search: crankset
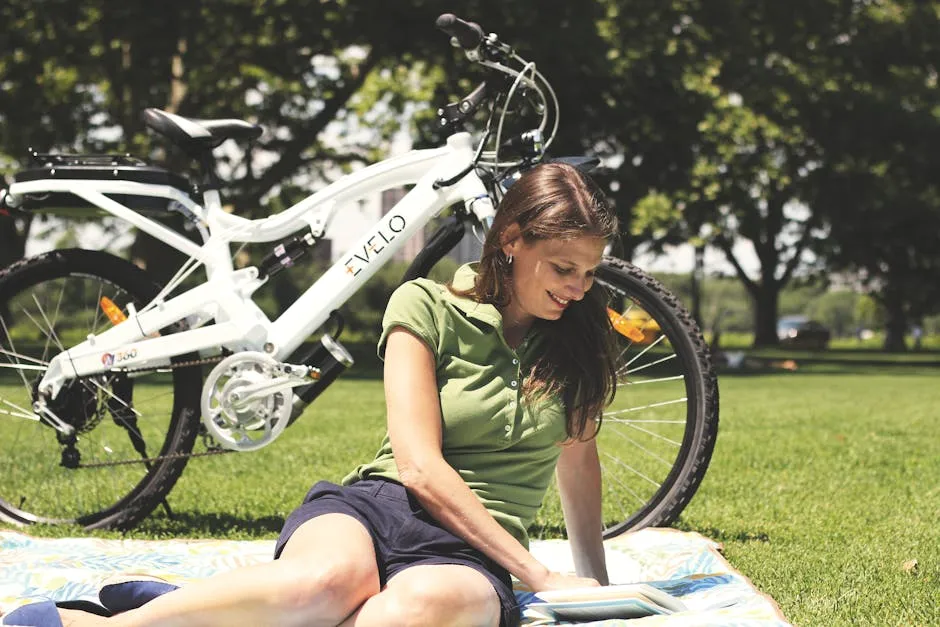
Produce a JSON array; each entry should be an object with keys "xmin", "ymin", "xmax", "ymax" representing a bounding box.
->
[{"xmin": 200, "ymin": 351, "xmax": 320, "ymax": 452}]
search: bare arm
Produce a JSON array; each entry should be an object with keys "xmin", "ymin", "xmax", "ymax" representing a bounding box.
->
[
  {"xmin": 556, "ymin": 437, "xmax": 609, "ymax": 585},
  {"xmin": 383, "ymin": 327, "xmax": 599, "ymax": 591}
]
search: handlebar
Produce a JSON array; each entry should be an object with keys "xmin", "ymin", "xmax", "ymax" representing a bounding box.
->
[
  {"xmin": 431, "ymin": 12, "xmax": 560, "ymax": 176},
  {"xmin": 435, "ymin": 13, "xmax": 484, "ymax": 50}
]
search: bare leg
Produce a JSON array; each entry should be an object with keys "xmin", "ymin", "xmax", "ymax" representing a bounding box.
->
[
  {"xmin": 340, "ymin": 564, "xmax": 502, "ymax": 627},
  {"xmin": 58, "ymin": 609, "xmax": 110, "ymax": 627},
  {"xmin": 65, "ymin": 513, "xmax": 381, "ymax": 627}
]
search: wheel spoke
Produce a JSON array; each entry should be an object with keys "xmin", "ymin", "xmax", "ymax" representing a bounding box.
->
[
  {"xmin": 1, "ymin": 399, "xmax": 38, "ymax": 421},
  {"xmin": 86, "ymin": 377, "xmax": 142, "ymax": 418},
  {"xmin": 92, "ymin": 282, "xmax": 106, "ymax": 336},
  {"xmin": 600, "ymin": 453, "xmax": 658, "ymax": 497},
  {"xmin": 604, "ymin": 397, "xmax": 688, "ymax": 417},
  {"xmin": 31, "ymin": 293, "xmax": 68, "ymax": 354},
  {"xmin": 0, "ymin": 251, "xmax": 202, "ymax": 529},
  {"xmin": 0, "ymin": 349, "xmax": 48, "ymax": 366},
  {"xmin": 21, "ymin": 307, "xmax": 66, "ymax": 354},
  {"xmin": 0, "ymin": 314, "xmax": 34, "ymax": 391},
  {"xmin": 624, "ymin": 333, "xmax": 667, "ymax": 368},
  {"xmin": 606, "ymin": 427, "xmax": 676, "ymax": 469},
  {"xmin": 620, "ymin": 352, "xmax": 677, "ymax": 377},
  {"xmin": 619, "ymin": 374, "xmax": 684, "ymax": 387},
  {"xmin": 42, "ymin": 281, "xmax": 68, "ymax": 363}
]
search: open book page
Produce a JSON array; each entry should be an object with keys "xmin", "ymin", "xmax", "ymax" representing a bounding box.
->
[{"xmin": 527, "ymin": 583, "xmax": 687, "ymax": 621}]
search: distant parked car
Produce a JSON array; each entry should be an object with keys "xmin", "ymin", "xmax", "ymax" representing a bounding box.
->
[{"xmin": 777, "ymin": 316, "xmax": 831, "ymax": 349}]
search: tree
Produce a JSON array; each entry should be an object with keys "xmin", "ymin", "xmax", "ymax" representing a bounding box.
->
[
  {"xmin": 594, "ymin": 0, "xmax": 839, "ymax": 346},
  {"xmin": 0, "ymin": 1, "xmax": 462, "ymax": 278},
  {"xmin": 1, "ymin": 1, "xmax": 619, "ymax": 282},
  {"xmin": 674, "ymin": 0, "xmax": 870, "ymax": 347},
  {"xmin": 803, "ymin": 0, "xmax": 940, "ymax": 351},
  {"xmin": 604, "ymin": 0, "xmax": 938, "ymax": 349}
]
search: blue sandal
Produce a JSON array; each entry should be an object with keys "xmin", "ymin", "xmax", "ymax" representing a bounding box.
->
[
  {"xmin": 98, "ymin": 579, "xmax": 180, "ymax": 614},
  {"xmin": 2, "ymin": 600, "xmax": 64, "ymax": 627},
  {"xmin": 3, "ymin": 598, "xmax": 111, "ymax": 626}
]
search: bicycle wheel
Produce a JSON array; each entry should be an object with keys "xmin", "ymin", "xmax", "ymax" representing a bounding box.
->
[
  {"xmin": 530, "ymin": 256, "xmax": 719, "ymax": 539},
  {"xmin": 0, "ymin": 248, "xmax": 203, "ymax": 530}
]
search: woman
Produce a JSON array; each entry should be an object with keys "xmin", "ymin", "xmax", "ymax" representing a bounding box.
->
[{"xmin": 13, "ymin": 162, "xmax": 619, "ymax": 627}]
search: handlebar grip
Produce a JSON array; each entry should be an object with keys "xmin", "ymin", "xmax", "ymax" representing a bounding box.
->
[{"xmin": 435, "ymin": 13, "xmax": 484, "ymax": 50}]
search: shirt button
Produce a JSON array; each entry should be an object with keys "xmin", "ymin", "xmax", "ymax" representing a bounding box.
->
[
  {"xmin": 504, "ymin": 425, "xmax": 512, "ymax": 432},
  {"xmin": 510, "ymin": 380, "xmax": 518, "ymax": 388},
  {"xmin": 512, "ymin": 358, "xmax": 519, "ymax": 365}
]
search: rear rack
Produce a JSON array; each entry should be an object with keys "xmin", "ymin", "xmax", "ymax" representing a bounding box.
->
[
  {"xmin": 27, "ymin": 149, "xmax": 150, "ymax": 168},
  {"xmin": 11, "ymin": 149, "xmax": 195, "ymax": 217}
]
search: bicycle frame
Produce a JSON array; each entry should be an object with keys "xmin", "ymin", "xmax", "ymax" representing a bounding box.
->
[{"xmin": 6, "ymin": 132, "xmax": 493, "ymax": 399}]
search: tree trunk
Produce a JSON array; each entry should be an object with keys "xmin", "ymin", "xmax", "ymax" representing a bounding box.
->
[
  {"xmin": 752, "ymin": 283, "xmax": 780, "ymax": 347},
  {"xmin": 0, "ymin": 216, "xmax": 32, "ymax": 269},
  {"xmin": 882, "ymin": 297, "xmax": 908, "ymax": 352},
  {"xmin": 128, "ymin": 220, "xmax": 189, "ymax": 287},
  {"xmin": 690, "ymin": 244, "xmax": 704, "ymax": 328}
]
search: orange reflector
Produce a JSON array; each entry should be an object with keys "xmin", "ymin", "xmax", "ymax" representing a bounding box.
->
[
  {"xmin": 607, "ymin": 307, "xmax": 646, "ymax": 342},
  {"xmin": 100, "ymin": 297, "xmax": 127, "ymax": 325}
]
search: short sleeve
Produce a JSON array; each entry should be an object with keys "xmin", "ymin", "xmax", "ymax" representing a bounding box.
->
[{"xmin": 377, "ymin": 280, "xmax": 442, "ymax": 362}]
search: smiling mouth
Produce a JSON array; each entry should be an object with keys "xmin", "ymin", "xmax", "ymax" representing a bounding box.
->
[{"xmin": 548, "ymin": 291, "xmax": 570, "ymax": 306}]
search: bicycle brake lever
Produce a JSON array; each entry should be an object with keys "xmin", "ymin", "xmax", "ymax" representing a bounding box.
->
[{"xmin": 437, "ymin": 81, "xmax": 490, "ymax": 128}]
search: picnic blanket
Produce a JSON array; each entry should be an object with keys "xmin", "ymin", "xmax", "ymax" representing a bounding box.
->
[{"xmin": 0, "ymin": 528, "xmax": 790, "ymax": 625}]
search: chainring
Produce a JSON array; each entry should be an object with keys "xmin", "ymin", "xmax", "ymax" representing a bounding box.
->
[{"xmin": 200, "ymin": 351, "xmax": 291, "ymax": 452}]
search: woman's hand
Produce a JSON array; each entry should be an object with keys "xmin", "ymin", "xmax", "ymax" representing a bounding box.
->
[{"xmin": 533, "ymin": 571, "xmax": 602, "ymax": 592}]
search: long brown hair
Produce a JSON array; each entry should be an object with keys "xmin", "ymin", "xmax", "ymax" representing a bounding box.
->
[{"xmin": 454, "ymin": 162, "xmax": 619, "ymax": 440}]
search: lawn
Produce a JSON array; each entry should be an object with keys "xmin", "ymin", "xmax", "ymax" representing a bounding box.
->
[{"xmin": 2, "ymin": 357, "xmax": 938, "ymax": 625}]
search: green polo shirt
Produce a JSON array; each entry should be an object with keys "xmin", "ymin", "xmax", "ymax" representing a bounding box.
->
[{"xmin": 343, "ymin": 264, "xmax": 568, "ymax": 548}]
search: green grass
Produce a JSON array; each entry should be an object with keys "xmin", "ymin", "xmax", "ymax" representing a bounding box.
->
[
  {"xmin": 678, "ymin": 370, "xmax": 939, "ymax": 625},
  {"xmin": 2, "ymin": 359, "xmax": 939, "ymax": 625},
  {"xmin": 714, "ymin": 330, "xmax": 940, "ymax": 352}
]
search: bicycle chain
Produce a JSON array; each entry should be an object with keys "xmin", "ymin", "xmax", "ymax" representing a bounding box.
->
[
  {"xmin": 73, "ymin": 354, "xmax": 232, "ymax": 468},
  {"xmin": 78, "ymin": 446, "xmax": 232, "ymax": 468},
  {"xmin": 81, "ymin": 354, "xmax": 227, "ymax": 379}
]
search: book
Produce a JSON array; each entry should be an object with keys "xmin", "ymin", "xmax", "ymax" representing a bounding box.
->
[{"xmin": 525, "ymin": 583, "xmax": 687, "ymax": 622}]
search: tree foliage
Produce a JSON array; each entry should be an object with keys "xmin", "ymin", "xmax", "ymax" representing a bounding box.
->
[
  {"xmin": 0, "ymin": 1, "xmax": 457, "ymax": 275},
  {"xmin": 803, "ymin": 1, "xmax": 940, "ymax": 350},
  {"xmin": 1, "ymin": 0, "xmax": 936, "ymax": 353},
  {"xmin": 606, "ymin": 0, "xmax": 938, "ymax": 348}
]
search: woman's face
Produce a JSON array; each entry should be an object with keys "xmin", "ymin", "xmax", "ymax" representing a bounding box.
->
[{"xmin": 503, "ymin": 234, "xmax": 607, "ymax": 324}]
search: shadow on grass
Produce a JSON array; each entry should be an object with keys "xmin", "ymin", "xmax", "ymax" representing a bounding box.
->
[
  {"xmin": 674, "ymin": 520, "xmax": 770, "ymax": 544},
  {"xmin": 2, "ymin": 513, "xmax": 286, "ymax": 541},
  {"xmin": 134, "ymin": 512, "xmax": 286, "ymax": 540}
]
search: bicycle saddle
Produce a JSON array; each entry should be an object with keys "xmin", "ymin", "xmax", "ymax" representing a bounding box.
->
[{"xmin": 142, "ymin": 108, "xmax": 263, "ymax": 154}]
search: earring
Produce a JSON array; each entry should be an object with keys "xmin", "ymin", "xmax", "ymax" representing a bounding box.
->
[{"xmin": 506, "ymin": 253, "xmax": 514, "ymax": 264}]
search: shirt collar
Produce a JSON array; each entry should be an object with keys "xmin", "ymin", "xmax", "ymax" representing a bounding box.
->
[{"xmin": 444, "ymin": 263, "xmax": 503, "ymax": 328}]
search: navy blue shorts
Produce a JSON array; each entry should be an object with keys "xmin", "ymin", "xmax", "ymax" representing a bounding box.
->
[{"xmin": 274, "ymin": 479, "xmax": 520, "ymax": 627}]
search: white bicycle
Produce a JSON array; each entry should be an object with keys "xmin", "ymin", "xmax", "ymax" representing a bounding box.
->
[{"xmin": 0, "ymin": 14, "xmax": 717, "ymax": 536}]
